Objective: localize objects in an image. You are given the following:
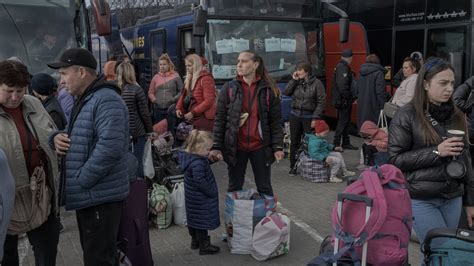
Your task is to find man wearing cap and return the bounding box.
[48,48,129,266]
[331,48,357,150]
[31,73,67,130]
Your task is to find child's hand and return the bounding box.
[334,146,343,152]
[325,157,333,164]
[209,150,223,162]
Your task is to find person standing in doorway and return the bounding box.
[331,48,357,150]
[49,48,130,266]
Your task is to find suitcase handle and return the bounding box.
[424,227,474,249]
[338,193,373,207]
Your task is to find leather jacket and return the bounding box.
[388,104,474,205]
[283,75,326,119]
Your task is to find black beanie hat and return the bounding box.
[31,73,56,96]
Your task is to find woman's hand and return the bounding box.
[209,150,223,162]
[466,206,474,228]
[292,72,299,80]
[437,137,464,157]
[184,112,194,121]
[176,109,183,118]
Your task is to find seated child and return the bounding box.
[306,120,355,183]
[178,130,221,255]
[359,120,388,166]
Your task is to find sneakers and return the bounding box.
[342,170,356,178]
[288,168,297,176]
[329,176,344,183]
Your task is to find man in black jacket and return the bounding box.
[31,73,67,130]
[331,48,357,150]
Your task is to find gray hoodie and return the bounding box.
[0,148,15,262]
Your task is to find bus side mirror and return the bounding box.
[339,17,349,43]
[193,8,207,37]
[92,0,112,36]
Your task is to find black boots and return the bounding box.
[199,236,220,255]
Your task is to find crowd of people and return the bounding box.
[2,44,474,266]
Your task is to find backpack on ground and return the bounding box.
[149,183,172,229]
[309,165,412,265]
[332,165,412,265]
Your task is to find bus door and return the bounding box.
[393,29,424,79]
[323,22,369,124]
[150,28,167,78]
[177,25,204,76]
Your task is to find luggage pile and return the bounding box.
[143,131,186,229]
[295,135,329,183]
[224,189,291,261]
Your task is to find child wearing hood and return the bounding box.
[359,120,388,166]
[306,120,355,183]
[178,130,221,255]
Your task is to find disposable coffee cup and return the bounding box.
[447,129,465,139]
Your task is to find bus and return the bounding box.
[0,0,111,76]
[104,0,368,122]
[328,0,473,88]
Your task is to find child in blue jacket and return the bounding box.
[306,120,355,182]
[178,130,221,255]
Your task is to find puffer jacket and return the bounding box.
[0,95,59,214]
[148,71,183,109]
[453,76,474,141]
[388,104,474,204]
[49,77,130,210]
[360,120,388,152]
[122,83,153,138]
[213,79,283,166]
[306,133,334,161]
[283,75,326,119]
[176,70,216,120]
[178,150,220,230]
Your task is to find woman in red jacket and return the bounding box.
[176,54,216,132]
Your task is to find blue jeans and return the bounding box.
[412,197,462,248]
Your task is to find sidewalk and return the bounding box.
[20,132,421,265]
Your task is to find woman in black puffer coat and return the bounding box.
[283,61,326,175]
[389,58,474,251]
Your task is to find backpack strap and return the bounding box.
[360,168,388,240]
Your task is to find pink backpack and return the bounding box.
[331,165,412,265]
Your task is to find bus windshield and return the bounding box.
[0,0,89,74]
[206,19,323,83]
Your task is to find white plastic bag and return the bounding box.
[143,139,155,179]
[170,182,187,226]
[251,213,291,261]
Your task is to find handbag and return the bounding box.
[8,125,51,235]
[383,101,399,118]
[377,110,388,133]
[8,165,51,235]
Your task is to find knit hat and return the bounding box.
[30,73,56,96]
[341,48,353,58]
[314,120,329,134]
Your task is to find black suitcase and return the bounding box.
[118,178,154,266]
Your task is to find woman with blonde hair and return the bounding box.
[117,62,153,177]
[148,53,183,127]
[176,54,216,132]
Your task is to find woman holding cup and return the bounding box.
[388,58,474,252]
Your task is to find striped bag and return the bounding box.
[296,152,329,183]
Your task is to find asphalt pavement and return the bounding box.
[20,132,421,265]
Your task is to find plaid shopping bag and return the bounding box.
[296,152,329,183]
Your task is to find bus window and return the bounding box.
[427,27,467,86]
[206,19,321,83]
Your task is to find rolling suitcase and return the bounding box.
[118,178,154,266]
[422,227,474,265]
